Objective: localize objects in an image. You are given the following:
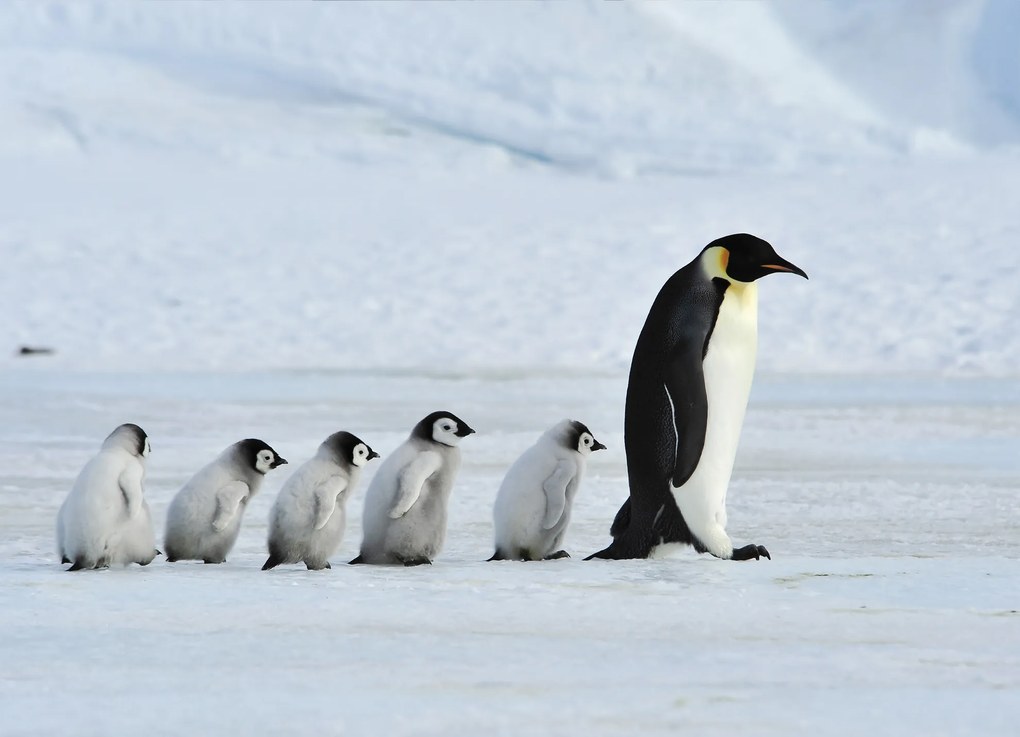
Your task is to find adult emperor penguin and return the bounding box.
[489,419,606,561]
[263,431,379,571]
[589,233,807,561]
[164,439,287,564]
[56,423,159,570]
[351,411,474,566]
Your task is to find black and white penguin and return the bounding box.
[489,419,605,561]
[589,233,807,561]
[56,423,158,570]
[164,439,287,564]
[263,431,379,571]
[351,411,474,566]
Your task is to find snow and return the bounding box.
[2,371,1019,736]
[2,1,1019,377]
[1,1,1019,735]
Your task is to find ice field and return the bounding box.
[1,370,1018,736]
[1,1,1019,735]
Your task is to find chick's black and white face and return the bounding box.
[255,449,277,474]
[351,442,374,467]
[576,431,607,456]
[433,418,463,446]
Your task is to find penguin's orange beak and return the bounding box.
[761,257,808,279]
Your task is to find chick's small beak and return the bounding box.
[592,440,607,451]
[272,457,288,468]
[456,424,476,438]
[367,450,381,460]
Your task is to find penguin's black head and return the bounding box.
[322,431,380,468]
[413,411,475,447]
[236,438,288,475]
[106,423,150,458]
[703,233,808,283]
[567,420,607,455]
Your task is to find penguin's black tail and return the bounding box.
[609,497,632,538]
[585,543,626,560]
[261,556,281,571]
[164,543,181,563]
[349,555,365,565]
[586,496,674,560]
[585,498,638,560]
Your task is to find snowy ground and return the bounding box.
[2,1,1020,735]
[1,370,1018,736]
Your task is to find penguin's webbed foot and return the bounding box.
[544,550,570,560]
[400,557,432,567]
[731,544,771,561]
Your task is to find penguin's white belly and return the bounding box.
[670,283,757,556]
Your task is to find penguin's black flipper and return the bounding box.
[664,335,709,489]
[349,555,365,565]
[732,544,771,561]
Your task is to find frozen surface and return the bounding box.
[1,371,1019,736]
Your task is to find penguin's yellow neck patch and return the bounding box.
[701,246,756,302]
[702,246,730,280]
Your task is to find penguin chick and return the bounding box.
[351,411,474,566]
[164,439,287,564]
[490,419,605,561]
[56,423,158,571]
[589,233,807,561]
[263,432,379,571]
